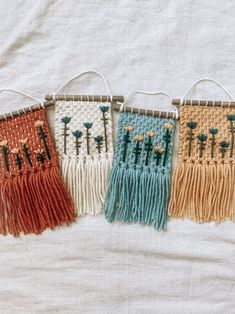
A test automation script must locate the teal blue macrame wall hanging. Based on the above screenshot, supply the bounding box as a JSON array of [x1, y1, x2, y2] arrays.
[[104, 91, 178, 230]]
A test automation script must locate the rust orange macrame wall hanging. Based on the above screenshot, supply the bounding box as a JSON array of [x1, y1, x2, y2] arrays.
[[0, 106, 76, 236]]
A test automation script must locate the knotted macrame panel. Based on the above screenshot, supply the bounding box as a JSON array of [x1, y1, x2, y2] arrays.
[[178, 105, 235, 161], [54, 101, 113, 157]]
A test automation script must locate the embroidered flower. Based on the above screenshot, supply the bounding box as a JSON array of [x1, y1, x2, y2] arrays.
[[0, 140, 8, 146], [134, 134, 144, 142], [164, 123, 173, 130], [84, 122, 93, 129], [19, 138, 28, 144], [72, 130, 83, 138], [154, 145, 165, 154], [220, 141, 230, 159], [94, 135, 104, 143], [146, 130, 155, 137], [187, 121, 197, 129], [11, 148, 20, 154], [125, 125, 134, 132], [99, 106, 109, 113], [34, 148, 44, 154], [34, 120, 44, 128], [209, 128, 218, 135], [227, 114, 235, 121], [61, 116, 71, 124]]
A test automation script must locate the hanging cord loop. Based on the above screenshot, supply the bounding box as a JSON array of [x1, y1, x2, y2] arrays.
[[52, 70, 113, 102], [120, 89, 178, 119], [181, 78, 234, 105]]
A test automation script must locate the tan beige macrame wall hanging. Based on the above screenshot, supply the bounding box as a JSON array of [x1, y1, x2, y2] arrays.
[[0, 89, 76, 236], [168, 79, 235, 223], [50, 71, 123, 216]]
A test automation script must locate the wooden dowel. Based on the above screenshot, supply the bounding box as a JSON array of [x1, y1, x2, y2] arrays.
[[0, 101, 54, 121], [114, 105, 177, 119], [172, 98, 235, 107], [45, 95, 124, 102]]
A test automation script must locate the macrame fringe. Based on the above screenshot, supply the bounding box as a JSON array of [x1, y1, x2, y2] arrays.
[[168, 161, 235, 222], [0, 165, 76, 237], [61, 153, 112, 216], [104, 162, 170, 230]]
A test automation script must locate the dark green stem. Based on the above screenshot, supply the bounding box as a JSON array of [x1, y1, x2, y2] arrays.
[[134, 142, 140, 164], [63, 124, 68, 154], [156, 153, 161, 166], [97, 142, 101, 154], [16, 154, 22, 170], [199, 141, 203, 158], [102, 112, 108, 152], [37, 153, 45, 164], [86, 129, 90, 155], [188, 128, 193, 157], [75, 138, 81, 156], [145, 136, 152, 166], [211, 134, 215, 158], [230, 120, 234, 158], [221, 148, 225, 159], [163, 130, 170, 166], [23, 144, 32, 167], [39, 126, 51, 160], [122, 131, 130, 162], [2, 146, 9, 171]]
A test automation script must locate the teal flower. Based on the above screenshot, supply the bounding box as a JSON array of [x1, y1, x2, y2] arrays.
[[220, 141, 230, 158], [197, 133, 207, 142], [94, 135, 104, 154], [61, 116, 71, 124], [72, 130, 83, 138], [84, 122, 93, 129], [209, 128, 218, 158], [187, 121, 198, 157], [209, 128, 218, 135], [187, 121, 197, 129], [99, 106, 109, 113], [227, 114, 235, 121], [94, 135, 104, 142]]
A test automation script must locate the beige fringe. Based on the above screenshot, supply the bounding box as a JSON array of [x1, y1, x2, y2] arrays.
[[168, 161, 235, 223]]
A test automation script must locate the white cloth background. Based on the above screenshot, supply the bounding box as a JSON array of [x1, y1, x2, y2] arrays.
[[0, 1, 234, 313]]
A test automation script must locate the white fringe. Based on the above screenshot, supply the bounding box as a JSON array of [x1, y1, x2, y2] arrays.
[[61, 153, 113, 216]]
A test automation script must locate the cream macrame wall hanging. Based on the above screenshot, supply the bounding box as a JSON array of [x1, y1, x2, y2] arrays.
[[49, 71, 124, 216], [104, 90, 178, 230], [168, 78, 235, 223]]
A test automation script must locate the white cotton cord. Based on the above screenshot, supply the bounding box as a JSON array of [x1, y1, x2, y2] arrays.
[[53, 70, 113, 102], [181, 78, 234, 101], [120, 89, 173, 112], [0, 88, 44, 105]]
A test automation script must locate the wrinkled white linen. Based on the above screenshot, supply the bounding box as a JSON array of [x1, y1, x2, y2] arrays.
[[0, 0, 234, 313]]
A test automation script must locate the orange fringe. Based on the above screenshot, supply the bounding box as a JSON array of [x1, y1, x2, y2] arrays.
[[0, 165, 76, 237]]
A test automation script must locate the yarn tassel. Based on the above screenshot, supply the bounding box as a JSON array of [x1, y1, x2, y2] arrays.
[[61, 154, 112, 216], [168, 161, 234, 222], [0, 165, 76, 237]]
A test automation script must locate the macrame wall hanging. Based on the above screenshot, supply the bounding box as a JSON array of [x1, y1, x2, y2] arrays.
[[0, 89, 76, 236], [168, 79, 235, 223], [48, 71, 124, 216], [104, 90, 178, 230]]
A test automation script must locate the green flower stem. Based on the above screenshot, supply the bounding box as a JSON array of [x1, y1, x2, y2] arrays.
[[123, 131, 130, 162], [199, 141, 204, 158], [16, 154, 22, 170], [97, 142, 102, 154], [86, 129, 90, 155], [75, 138, 81, 156], [39, 126, 51, 160], [163, 130, 169, 166], [221, 148, 225, 159], [134, 142, 140, 164], [155, 153, 161, 166], [145, 136, 152, 166], [188, 128, 193, 157], [229, 120, 234, 157], [37, 153, 45, 164], [102, 112, 108, 153], [2, 146, 9, 171], [63, 123, 69, 154], [211, 134, 215, 158], [23, 144, 32, 167]]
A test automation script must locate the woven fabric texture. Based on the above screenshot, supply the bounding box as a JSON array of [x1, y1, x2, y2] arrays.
[[54, 100, 113, 157], [115, 112, 175, 168], [178, 105, 235, 162], [0, 109, 58, 175]]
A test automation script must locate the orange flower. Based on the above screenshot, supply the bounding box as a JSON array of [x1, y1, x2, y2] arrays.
[[154, 145, 165, 154], [34, 148, 44, 154], [34, 120, 44, 128], [19, 138, 28, 144], [125, 125, 134, 132], [11, 148, 20, 154], [134, 134, 144, 142], [164, 122, 173, 130], [0, 140, 8, 146], [146, 130, 155, 137]]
